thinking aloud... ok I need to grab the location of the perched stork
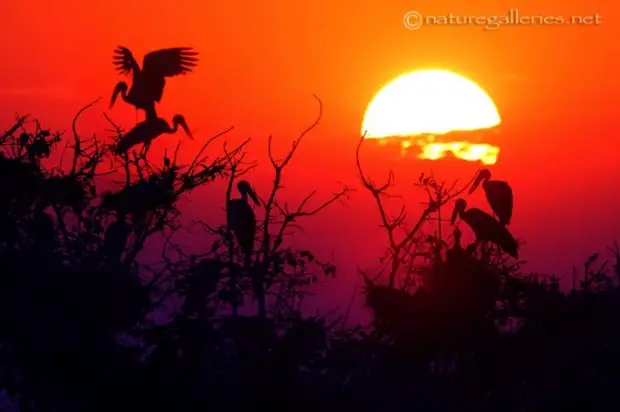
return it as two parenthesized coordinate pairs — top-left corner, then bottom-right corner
(114, 114), (192, 154)
(469, 169), (513, 225)
(227, 180), (260, 266)
(446, 227), (466, 265)
(102, 216), (131, 264)
(451, 198), (518, 259)
(110, 46), (198, 114)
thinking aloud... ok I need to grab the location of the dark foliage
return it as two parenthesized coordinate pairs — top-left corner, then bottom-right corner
(0, 108), (618, 412)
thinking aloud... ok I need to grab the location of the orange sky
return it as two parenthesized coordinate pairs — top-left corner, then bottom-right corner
(1, 0), (619, 314)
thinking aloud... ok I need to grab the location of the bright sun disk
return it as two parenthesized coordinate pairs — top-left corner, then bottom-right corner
(361, 69), (502, 164)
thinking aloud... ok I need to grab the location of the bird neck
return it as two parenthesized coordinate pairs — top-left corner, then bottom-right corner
(241, 191), (248, 202)
(165, 121), (177, 134)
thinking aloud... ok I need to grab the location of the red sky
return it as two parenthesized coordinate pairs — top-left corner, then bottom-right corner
(1, 0), (619, 316)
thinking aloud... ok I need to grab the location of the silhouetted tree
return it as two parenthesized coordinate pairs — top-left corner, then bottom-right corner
(1, 102), (620, 412)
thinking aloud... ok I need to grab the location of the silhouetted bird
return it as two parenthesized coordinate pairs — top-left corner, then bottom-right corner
(227, 180), (260, 267)
(469, 169), (513, 225)
(446, 227), (466, 265)
(451, 198), (518, 258)
(110, 46), (198, 116)
(102, 216), (131, 264)
(114, 114), (192, 154)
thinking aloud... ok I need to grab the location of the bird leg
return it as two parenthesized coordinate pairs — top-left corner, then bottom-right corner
(141, 142), (152, 159)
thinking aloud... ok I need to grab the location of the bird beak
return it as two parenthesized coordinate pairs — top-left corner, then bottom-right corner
(469, 172), (484, 195)
(248, 187), (261, 206)
(179, 119), (194, 140)
(450, 203), (459, 225)
(110, 82), (124, 109)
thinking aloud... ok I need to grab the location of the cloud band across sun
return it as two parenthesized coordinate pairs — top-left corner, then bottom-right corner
(362, 69), (502, 164)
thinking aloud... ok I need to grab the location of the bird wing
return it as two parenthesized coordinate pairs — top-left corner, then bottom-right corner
(227, 201), (256, 232)
(485, 181), (513, 225)
(466, 208), (518, 258)
(226, 200), (256, 253)
(142, 47), (198, 78)
(113, 46), (141, 76)
(151, 78), (166, 103)
(115, 122), (151, 153)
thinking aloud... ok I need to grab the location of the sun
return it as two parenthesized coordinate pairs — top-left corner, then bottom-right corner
(361, 69), (501, 138)
(360, 69), (502, 164)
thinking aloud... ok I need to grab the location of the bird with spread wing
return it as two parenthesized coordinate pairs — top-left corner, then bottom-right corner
(109, 46), (198, 120)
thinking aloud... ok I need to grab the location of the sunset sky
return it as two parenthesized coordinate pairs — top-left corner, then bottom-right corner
(1, 0), (618, 315)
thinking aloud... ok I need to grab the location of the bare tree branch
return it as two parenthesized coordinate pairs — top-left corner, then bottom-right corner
(71, 98), (101, 175)
(356, 135), (479, 288)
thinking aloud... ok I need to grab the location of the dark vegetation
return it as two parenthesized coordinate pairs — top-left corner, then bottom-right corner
(0, 100), (619, 412)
